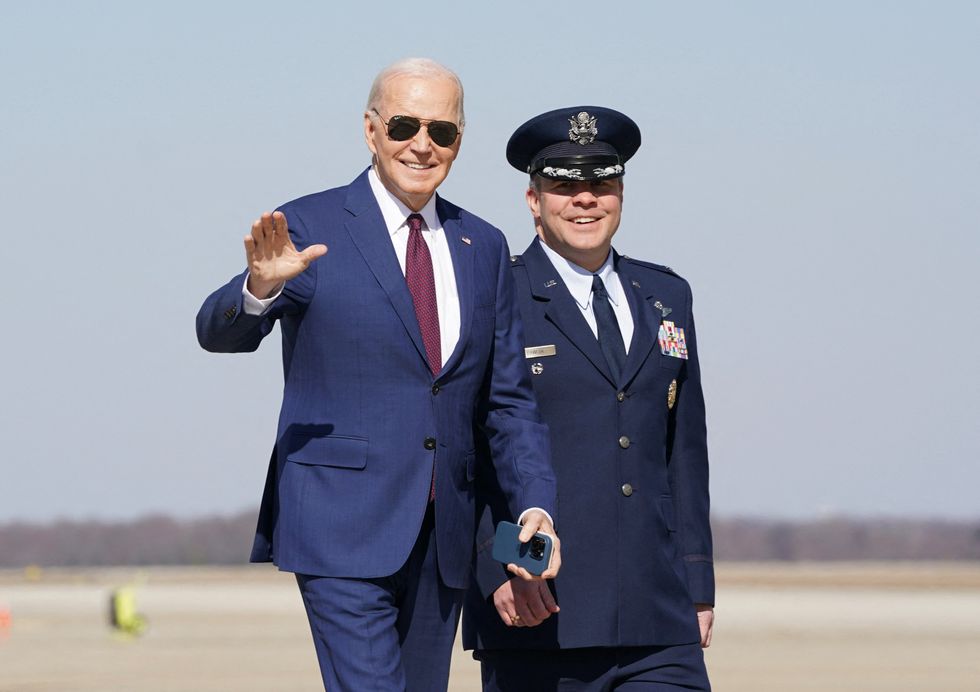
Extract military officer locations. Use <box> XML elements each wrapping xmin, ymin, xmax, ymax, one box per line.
<box><xmin>463</xmin><ymin>106</ymin><xmax>714</xmax><ymax>690</ymax></box>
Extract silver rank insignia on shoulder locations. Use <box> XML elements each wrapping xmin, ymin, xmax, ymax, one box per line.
<box><xmin>568</xmin><ymin>111</ymin><xmax>598</xmax><ymax>145</ymax></box>
<box><xmin>654</xmin><ymin>301</ymin><xmax>672</xmax><ymax>318</ymax></box>
<box><xmin>525</xmin><ymin>344</ymin><xmax>556</xmax><ymax>358</ymax></box>
<box><xmin>667</xmin><ymin>379</ymin><xmax>677</xmax><ymax>410</ymax></box>
<box><xmin>530</xmin><ymin>362</ymin><xmax>544</xmax><ymax>375</ymax></box>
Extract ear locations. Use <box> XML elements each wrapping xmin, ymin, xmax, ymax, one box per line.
<box><xmin>449</xmin><ymin>129</ymin><xmax>462</xmax><ymax>160</ymax></box>
<box><xmin>364</xmin><ymin>111</ymin><xmax>379</xmax><ymax>156</ymax></box>
<box><xmin>525</xmin><ymin>185</ymin><xmax>540</xmax><ymax>218</ymax></box>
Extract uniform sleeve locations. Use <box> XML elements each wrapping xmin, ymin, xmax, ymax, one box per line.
<box><xmin>666</xmin><ymin>282</ymin><xmax>715</xmax><ymax>605</ymax></box>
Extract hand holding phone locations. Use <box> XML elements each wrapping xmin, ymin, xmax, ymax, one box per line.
<box><xmin>491</xmin><ymin>521</ymin><xmax>554</xmax><ymax>576</ymax></box>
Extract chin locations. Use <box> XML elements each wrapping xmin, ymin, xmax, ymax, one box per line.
<box><xmin>402</xmin><ymin>184</ymin><xmax>437</xmax><ymax>200</ymax></box>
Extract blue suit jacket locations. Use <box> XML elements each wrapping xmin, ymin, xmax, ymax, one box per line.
<box><xmin>464</xmin><ymin>238</ymin><xmax>713</xmax><ymax>649</ymax></box>
<box><xmin>197</xmin><ymin>170</ymin><xmax>556</xmax><ymax>589</ymax></box>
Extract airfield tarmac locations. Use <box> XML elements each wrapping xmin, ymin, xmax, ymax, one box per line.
<box><xmin>1</xmin><ymin>562</ymin><xmax>978</xmax><ymax>691</ymax></box>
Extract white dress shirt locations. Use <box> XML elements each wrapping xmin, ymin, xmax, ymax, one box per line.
<box><xmin>537</xmin><ymin>240</ymin><xmax>635</xmax><ymax>353</ymax></box>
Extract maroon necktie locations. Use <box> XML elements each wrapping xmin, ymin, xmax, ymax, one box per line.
<box><xmin>405</xmin><ymin>214</ymin><xmax>441</xmax><ymax>377</ymax></box>
<box><xmin>405</xmin><ymin>213</ymin><xmax>440</xmax><ymax>502</ymax></box>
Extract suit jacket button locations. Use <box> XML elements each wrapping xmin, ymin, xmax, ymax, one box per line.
<box><xmin>618</xmin><ymin>435</ymin><xmax>631</xmax><ymax>449</ymax></box>
<box><xmin>431</xmin><ymin>384</ymin><xmax>440</xmax><ymax>395</ymax></box>
<box><xmin>424</xmin><ymin>437</ymin><xmax>436</xmax><ymax>450</ymax></box>
<box><xmin>621</xmin><ymin>483</ymin><xmax>634</xmax><ymax>497</ymax></box>
<box><xmin>616</xmin><ymin>391</ymin><xmax>626</xmax><ymax>402</ymax></box>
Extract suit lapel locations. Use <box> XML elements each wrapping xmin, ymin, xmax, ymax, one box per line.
<box><xmin>523</xmin><ymin>239</ymin><xmax>616</xmax><ymax>385</ymax></box>
<box><xmin>437</xmin><ymin>196</ymin><xmax>473</xmax><ymax>379</ymax></box>
<box><xmin>617</xmin><ymin>256</ymin><xmax>660</xmax><ymax>386</ymax></box>
<box><xmin>343</xmin><ymin>171</ymin><xmax>429</xmax><ymax>367</ymax></box>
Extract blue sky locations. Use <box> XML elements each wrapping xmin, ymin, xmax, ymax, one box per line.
<box><xmin>2</xmin><ymin>2</ymin><xmax>978</xmax><ymax>521</ymax></box>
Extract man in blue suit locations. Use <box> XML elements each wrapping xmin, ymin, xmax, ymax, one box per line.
<box><xmin>464</xmin><ymin>107</ymin><xmax>714</xmax><ymax>690</ymax></box>
<box><xmin>196</xmin><ymin>59</ymin><xmax>561</xmax><ymax>692</ymax></box>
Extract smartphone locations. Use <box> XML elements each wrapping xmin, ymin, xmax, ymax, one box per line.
<box><xmin>491</xmin><ymin>521</ymin><xmax>554</xmax><ymax>576</ymax></box>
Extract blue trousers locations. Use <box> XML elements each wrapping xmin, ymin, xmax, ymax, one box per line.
<box><xmin>475</xmin><ymin>643</ymin><xmax>710</xmax><ymax>691</ymax></box>
<box><xmin>296</xmin><ymin>505</ymin><xmax>464</xmax><ymax>691</ymax></box>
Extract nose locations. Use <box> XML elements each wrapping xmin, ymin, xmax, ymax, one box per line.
<box><xmin>410</xmin><ymin>125</ymin><xmax>433</xmax><ymax>154</ymax></box>
<box><xmin>571</xmin><ymin>185</ymin><xmax>598</xmax><ymax>206</ymax></box>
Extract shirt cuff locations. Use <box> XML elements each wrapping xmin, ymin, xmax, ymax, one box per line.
<box><xmin>517</xmin><ymin>507</ymin><xmax>554</xmax><ymax>530</ymax></box>
<box><xmin>241</xmin><ymin>274</ymin><xmax>284</xmax><ymax>315</ymax></box>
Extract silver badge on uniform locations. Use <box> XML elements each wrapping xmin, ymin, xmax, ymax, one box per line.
<box><xmin>667</xmin><ymin>379</ymin><xmax>677</xmax><ymax>410</ymax></box>
<box><xmin>530</xmin><ymin>362</ymin><xmax>544</xmax><ymax>375</ymax></box>
<box><xmin>525</xmin><ymin>345</ymin><xmax>557</xmax><ymax>358</ymax></box>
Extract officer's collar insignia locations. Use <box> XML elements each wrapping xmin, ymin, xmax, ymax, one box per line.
<box><xmin>568</xmin><ymin>111</ymin><xmax>598</xmax><ymax>145</ymax></box>
<box><xmin>544</xmin><ymin>279</ymin><xmax>558</xmax><ymax>288</ymax></box>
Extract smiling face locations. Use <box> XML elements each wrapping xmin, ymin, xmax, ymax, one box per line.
<box><xmin>527</xmin><ymin>176</ymin><xmax>624</xmax><ymax>271</ymax></box>
<box><xmin>364</xmin><ymin>75</ymin><xmax>463</xmax><ymax>211</ymax></box>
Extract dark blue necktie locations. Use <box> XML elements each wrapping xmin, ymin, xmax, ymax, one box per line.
<box><xmin>592</xmin><ymin>274</ymin><xmax>626</xmax><ymax>382</ymax></box>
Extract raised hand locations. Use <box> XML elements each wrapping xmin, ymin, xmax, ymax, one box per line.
<box><xmin>244</xmin><ymin>211</ymin><xmax>327</xmax><ymax>298</ymax></box>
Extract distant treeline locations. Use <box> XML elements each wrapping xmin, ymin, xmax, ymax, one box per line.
<box><xmin>712</xmin><ymin>517</ymin><xmax>980</xmax><ymax>561</ymax></box>
<box><xmin>1</xmin><ymin>512</ymin><xmax>978</xmax><ymax>567</ymax></box>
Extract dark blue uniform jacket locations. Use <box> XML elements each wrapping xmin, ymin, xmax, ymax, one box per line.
<box><xmin>463</xmin><ymin>238</ymin><xmax>713</xmax><ymax>650</ymax></box>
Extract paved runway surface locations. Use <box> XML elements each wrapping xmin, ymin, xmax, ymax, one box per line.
<box><xmin>1</xmin><ymin>563</ymin><xmax>978</xmax><ymax>691</ymax></box>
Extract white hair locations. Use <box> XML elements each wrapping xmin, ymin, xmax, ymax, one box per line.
<box><xmin>366</xmin><ymin>57</ymin><xmax>465</xmax><ymax>125</ymax></box>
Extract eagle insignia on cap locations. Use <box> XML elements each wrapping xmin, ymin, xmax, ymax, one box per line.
<box><xmin>568</xmin><ymin>111</ymin><xmax>598</xmax><ymax>145</ymax></box>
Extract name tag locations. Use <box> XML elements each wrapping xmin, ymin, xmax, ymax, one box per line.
<box><xmin>524</xmin><ymin>345</ymin><xmax>557</xmax><ymax>358</ymax></box>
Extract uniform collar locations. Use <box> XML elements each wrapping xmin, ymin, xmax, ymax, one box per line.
<box><xmin>537</xmin><ymin>238</ymin><xmax>622</xmax><ymax>310</ymax></box>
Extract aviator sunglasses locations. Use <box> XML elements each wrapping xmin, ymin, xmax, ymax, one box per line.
<box><xmin>372</xmin><ymin>108</ymin><xmax>460</xmax><ymax>148</ymax></box>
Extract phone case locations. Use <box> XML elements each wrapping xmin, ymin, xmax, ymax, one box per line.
<box><xmin>491</xmin><ymin>521</ymin><xmax>553</xmax><ymax>576</ymax></box>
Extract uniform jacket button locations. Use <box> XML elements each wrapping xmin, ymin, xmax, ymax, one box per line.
<box><xmin>621</xmin><ymin>483</ymin><xmax>633</xmax><ymax>497</ymax></box>
<box><xmin>618</xmin><ymin>435</ymin><xmax>631</xmax><ymax>449</ymax></box>
<box><xmin>423</xmin><ymin>437</ymin><xmax>437</xmax><ymax>450</ymax></box>
<box><xmin>616</xmin><ymin>391</ymin><xmax>625</xmax><ymax>402</ymax></box>
<box><xmin>431</xmin><ymin>384</ymin><xmax>440</xmax><ymax>395</ymax></box>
